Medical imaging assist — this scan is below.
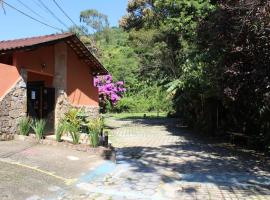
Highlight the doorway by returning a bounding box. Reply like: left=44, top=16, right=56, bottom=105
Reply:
left=27, top=81, right=55, bottom=119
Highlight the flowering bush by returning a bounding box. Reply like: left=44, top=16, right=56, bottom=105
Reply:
left=94, top=74, right=126, bottom=112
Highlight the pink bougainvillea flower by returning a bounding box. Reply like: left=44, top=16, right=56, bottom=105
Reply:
left=94, top=77, right=100, bottom=87
left=105, top=75, right=112, bottom=81
left=94, top=74, right=126, bottom=107
left=116, top=81, right=124, bottom=85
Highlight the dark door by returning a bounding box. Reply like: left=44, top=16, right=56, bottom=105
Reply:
left=27, top=82, right=43, bottom=119
left=42, top=87, right=55, bottom=118
left=27, top=82, right=55, bottom=119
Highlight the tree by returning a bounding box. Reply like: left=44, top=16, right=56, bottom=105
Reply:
left=79, top=9, right=111, bottom=45
left=69, top=25, right=101, bottom=58
left=120, top=0, right=156, bottom=30
left=197, top=0, right=270, bottom=142
left=96, top=28, right=140, bottom=91
left=120, top=0, right=214, bottom=83
left=80, top=9, right=109, bottom=33
left=119, top=0, right=215, bottom=121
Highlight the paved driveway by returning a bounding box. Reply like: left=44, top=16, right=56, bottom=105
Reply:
left=76, top=118, right=270, bottom=200
left=0, top=140, right=105, bottom=200
left=1, top=118, right=270, bottom=200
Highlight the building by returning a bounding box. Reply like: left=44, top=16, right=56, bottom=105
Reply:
left=0, top=32, right=107, bottom=139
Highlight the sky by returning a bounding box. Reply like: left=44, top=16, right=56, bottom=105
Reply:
left=0, top=0, right=128, bottom=40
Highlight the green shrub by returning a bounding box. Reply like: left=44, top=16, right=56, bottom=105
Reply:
left=113, top=97, right=137, bottom=112
left=90, top=132, right=99, bottom=147
left=112, top=84, right=172, bottom=114
left=62, top=108, right=82, bottom=144
left=18, top=117, right=32, bottom=136
left=88, top=117, right=104, bottom=147
left=55, top=120, right=67, bottom=142
left=114, top=95, right=171, bottom=113
left=64, top=108, right=83, bottom=128
left=68, top=125, right=80, bottom=144
left=31, top=119, right=46, bottom=140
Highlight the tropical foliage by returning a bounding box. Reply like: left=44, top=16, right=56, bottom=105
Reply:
left=59, top=108, right=84, bottom=144
left=72, top=0, right=270, bottom=150
left=55, top=119, right=66, bottom=142
left=88, top=117, right=104, bottom=147
left=196, top=0, right=270, bottom=148
left=31, top=119, right=46, bottom=141
left=18, top=117, right=32, bottom=136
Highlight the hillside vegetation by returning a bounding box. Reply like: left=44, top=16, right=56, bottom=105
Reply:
left=73, top=0, right=270, bottom=151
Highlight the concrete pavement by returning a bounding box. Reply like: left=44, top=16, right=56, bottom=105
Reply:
left=74, top=117, right=270, bottom=200
left=0, top=140, right=106, bottom=200
left=1, top=118, right=270, bottom=200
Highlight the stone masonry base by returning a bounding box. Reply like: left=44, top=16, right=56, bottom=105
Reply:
left=0, top=78, right=27, bottom=140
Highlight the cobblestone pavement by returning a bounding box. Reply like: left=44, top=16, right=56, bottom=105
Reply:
left=66, top=118, right=270, bottom=200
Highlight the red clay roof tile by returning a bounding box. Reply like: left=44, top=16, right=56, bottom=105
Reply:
left=0, top=32, right=73, bottom=51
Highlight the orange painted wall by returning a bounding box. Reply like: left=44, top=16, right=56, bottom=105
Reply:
left=1, top=43, right=99, bottom=106
left=14, top=45, right=55, bottom=76
left=27, top=72, right=53, bottom=87
left=0, top=63, right=20, bottom=98
left=66, top=46, right=99, bottom=106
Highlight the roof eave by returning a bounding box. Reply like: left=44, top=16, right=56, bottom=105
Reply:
left=0, top=33, right=109, bottom=75
left=67, top=35, right=109, bottom=75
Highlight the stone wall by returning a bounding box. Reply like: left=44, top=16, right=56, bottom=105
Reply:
left=0, top=78, right=27, bottom=140
left=55, top=92, right=99, bottom=125
left=79, top=105, right=99, bottom=120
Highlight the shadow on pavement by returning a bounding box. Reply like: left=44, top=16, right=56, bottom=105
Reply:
left=115, top=118, right=270, bottom=196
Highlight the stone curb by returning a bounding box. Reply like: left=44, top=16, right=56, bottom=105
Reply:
left=0, top=133, right=14, bottom=141
left=14, top=134, right=115, bottom=160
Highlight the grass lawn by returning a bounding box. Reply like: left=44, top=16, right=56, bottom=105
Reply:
left=105, top=112, right=167, bottom=119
